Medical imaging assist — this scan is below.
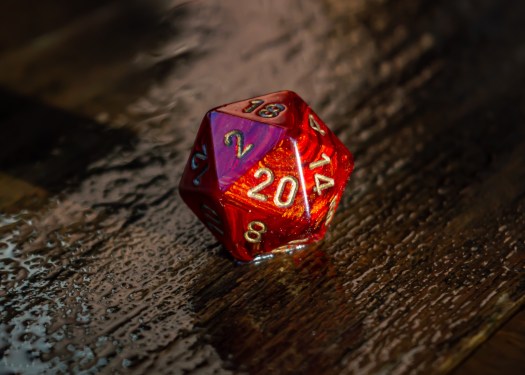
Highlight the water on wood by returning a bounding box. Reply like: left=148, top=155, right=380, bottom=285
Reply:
left=1, top=1, right=524, bottom=374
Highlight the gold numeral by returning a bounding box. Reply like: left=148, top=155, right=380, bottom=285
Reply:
left=309, top=152, right=334, bottom=195
left=191, top=144, right=208, bottom=186
left=258, top=103, right=286, bottom=118
left=273, top=176, right=299, bottom=208
left=247, top=168, right=274, bottom=201
left=244, top=221, right=267, bottom=243
left=313, top=174, right=335, bottom=195
left=309, top=153, right=330, bottom=170
left=309, top=114, right=326, bottom=135
left=325, top=196, right=337, bottom=225
left=247, top=167, right=298, bottom=208
left=243, top=99, right=264, bottom=113
left=224, top=130, right=254, bottom=159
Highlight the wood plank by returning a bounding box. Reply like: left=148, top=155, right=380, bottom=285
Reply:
left=0, top=0, right=110, bottom=52
left=0, top=173, right=47, bottom=209
left=0, top=89, right=135, bottom=195
left=453, top=308, right=525, bottom=375
left=0, top=0, right=524, bottom=374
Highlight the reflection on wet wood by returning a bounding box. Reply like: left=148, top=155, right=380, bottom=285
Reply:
left=0, top=89, right=135, bottom=195
left=0, top=0, right=524, bottom=374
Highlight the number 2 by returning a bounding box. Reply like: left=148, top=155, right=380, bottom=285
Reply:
left=247, top=168, right=274, bottom=201
left=224, top=130, right=254, bottom=159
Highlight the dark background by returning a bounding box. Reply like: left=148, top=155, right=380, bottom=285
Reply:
left=0, top=0, right=524, bottom=374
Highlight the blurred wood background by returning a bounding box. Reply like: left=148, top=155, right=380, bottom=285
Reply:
left=0, top=0, right=524, bottom=374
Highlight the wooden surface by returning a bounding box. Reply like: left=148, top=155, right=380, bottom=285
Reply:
left=1, top=0, right=524, bottom=374
left=453, top=307, right=525, bottom=375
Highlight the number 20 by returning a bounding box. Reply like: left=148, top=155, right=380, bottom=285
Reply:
left=247, top=168, right=298, bottom=208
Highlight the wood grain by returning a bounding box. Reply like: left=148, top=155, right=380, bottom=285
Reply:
left=0, top=0, right=524, bottom=374
left=453, top=308, right=525, bottom=375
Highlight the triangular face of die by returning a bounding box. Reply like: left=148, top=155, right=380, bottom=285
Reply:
left=214, top=90, right=308, bottom=129
left=209, top=111, right=286, bottom=191
left=179, top=114, right=220, bottom=195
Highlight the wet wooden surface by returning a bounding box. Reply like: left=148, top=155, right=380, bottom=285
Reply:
left=0, top=0, right=524, bottom=374
left=453, top=307, right=525, bottom=375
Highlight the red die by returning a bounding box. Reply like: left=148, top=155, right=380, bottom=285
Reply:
left=179, top=91, right=354, bottom=262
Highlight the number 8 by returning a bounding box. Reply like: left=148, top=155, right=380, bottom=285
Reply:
left=258, top=103, right=286, bottom=118
left=244, top=221, right=267, bottom=243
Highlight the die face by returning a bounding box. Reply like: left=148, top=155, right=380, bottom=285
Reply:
left=208, top=111, right=287, bottom=191
left=293, top=108, right=354, bottom=232
left=215, top=90, right=307, bottom=128
left=180, top=188, right=230, bottom=245
left=223, top=136, right=309, bottom=221
left=179, top=115, right=219, bottom=195
left=221, top=124, right=353, bottom=260
left=222, top=201, right=312, bottom=261
left=179, top=91, right=354, bottom=262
